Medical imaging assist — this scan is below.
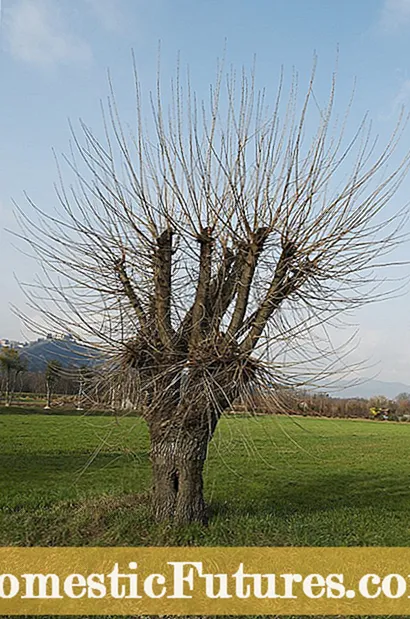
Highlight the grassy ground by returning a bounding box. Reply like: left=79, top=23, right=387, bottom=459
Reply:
left=1, top=413, right=410, bottom=618
left=0, top=405, right=116, bottom=416
left=1, top=412, right=410, bottom=546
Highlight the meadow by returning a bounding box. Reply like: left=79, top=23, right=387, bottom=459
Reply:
left=1, top=411, right=410, bottom=547
left=1, top=411, right=410, bottom=618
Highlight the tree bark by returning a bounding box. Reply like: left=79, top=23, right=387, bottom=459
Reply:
left=151, top=449, right=179, bottom=522
left=175, top=455, right=207, bottom=525
left=147, top=364, right=240, bottom=525
left=149, top=429, right=210, bottom=525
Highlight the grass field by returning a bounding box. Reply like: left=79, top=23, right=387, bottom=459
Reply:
left=1, top=412, right=410, bottom=619
left=2, top=411, right=410, bottom=548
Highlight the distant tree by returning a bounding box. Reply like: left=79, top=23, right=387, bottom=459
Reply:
left=369, top=395, right=390, bottom=409
left=20, top=371, right=47, bottom=395
left=44, top=360, right=62, bottom=409
left=75, top=365, right=93, bottom=410
left=0, top=347, right=26, bottom=406
left=396, top=392, right=410, bottom=416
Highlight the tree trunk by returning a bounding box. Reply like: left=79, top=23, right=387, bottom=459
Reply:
left=150, top=430, right=210, bottom=525
left=5, top=373, right=10, bottom=407
left=175, top=455, right=207, bottom=525
left=146, top=361, right=240, bottom=525
left=45, top=383, right=51, bottom=409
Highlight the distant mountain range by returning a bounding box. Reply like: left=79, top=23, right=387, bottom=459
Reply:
left=19, top=338, right=101, bottom=372
left=332, top=379, right=410, bottom=400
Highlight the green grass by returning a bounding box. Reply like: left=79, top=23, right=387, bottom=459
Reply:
left=1, top=413, right=410, bottom=547
left=1, top=413, right=410, bottom=618
left=0, top=405, right=119, bottom=416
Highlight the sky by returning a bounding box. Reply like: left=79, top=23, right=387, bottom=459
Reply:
left=1, top=0, right=410, bottom=383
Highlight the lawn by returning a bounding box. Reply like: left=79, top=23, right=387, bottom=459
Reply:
left=1, top=412, right=410, bottom=619
left=1, top=412, right=410, bottom=548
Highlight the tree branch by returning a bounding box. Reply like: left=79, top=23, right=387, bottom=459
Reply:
left=114, top=250, right=147, bottom=329
left=154, top=229, right=174, bottom=347
left=189, top=227, right=214, bottom=350
left=225, top=227, right=269, bottom=340
left=241, top=240, right=303, bottom=351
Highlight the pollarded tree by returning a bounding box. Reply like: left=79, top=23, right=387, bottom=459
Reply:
left=16, top=59, right=410, bottom=524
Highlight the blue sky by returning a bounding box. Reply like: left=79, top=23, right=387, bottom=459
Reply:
left=1, top=0, right=410, bottom=383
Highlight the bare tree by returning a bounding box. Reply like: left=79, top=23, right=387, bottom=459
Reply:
left=15, top=59, right=410, bottom=523
left=44, top=359, right=63, bottom=409
left=0, top=347, right=26, bottom=407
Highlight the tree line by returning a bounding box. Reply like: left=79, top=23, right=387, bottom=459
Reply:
left=2, top=343, right=409, bottom=424
left=0, top=346, right=87, bottom=407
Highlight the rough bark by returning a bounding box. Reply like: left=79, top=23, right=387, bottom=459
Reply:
left=177, top=244, right=240, bottom=344
left=154, top=229, right=174, bottom=348
left=150, top=429, right=209, bottom=525
left=225, top=227, right=269, bottom=339
left=189, top=228, right=214, bottom=351
left=146, top=357, right=247, bottom=525
left=151, top=447, right=179, bottom=522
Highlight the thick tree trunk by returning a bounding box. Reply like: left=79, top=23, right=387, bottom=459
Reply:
left=151, top=450, right=179, bottom=522
left=150, top=431, right=209, bottom=525
left=175, top=455, right=207, bottom=525
left=146, top=360, right=241, bottom=525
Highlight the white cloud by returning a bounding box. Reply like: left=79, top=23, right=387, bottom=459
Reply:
left=380, top=0, right=410, bottom=31
left=3, top=0, right=92, bottom=68
left=83, top=0, right=124, bottom=32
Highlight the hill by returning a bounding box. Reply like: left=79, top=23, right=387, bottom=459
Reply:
left=20, top=338, right=101, bottom=372
left=333, top=378, right=410, bottom=400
